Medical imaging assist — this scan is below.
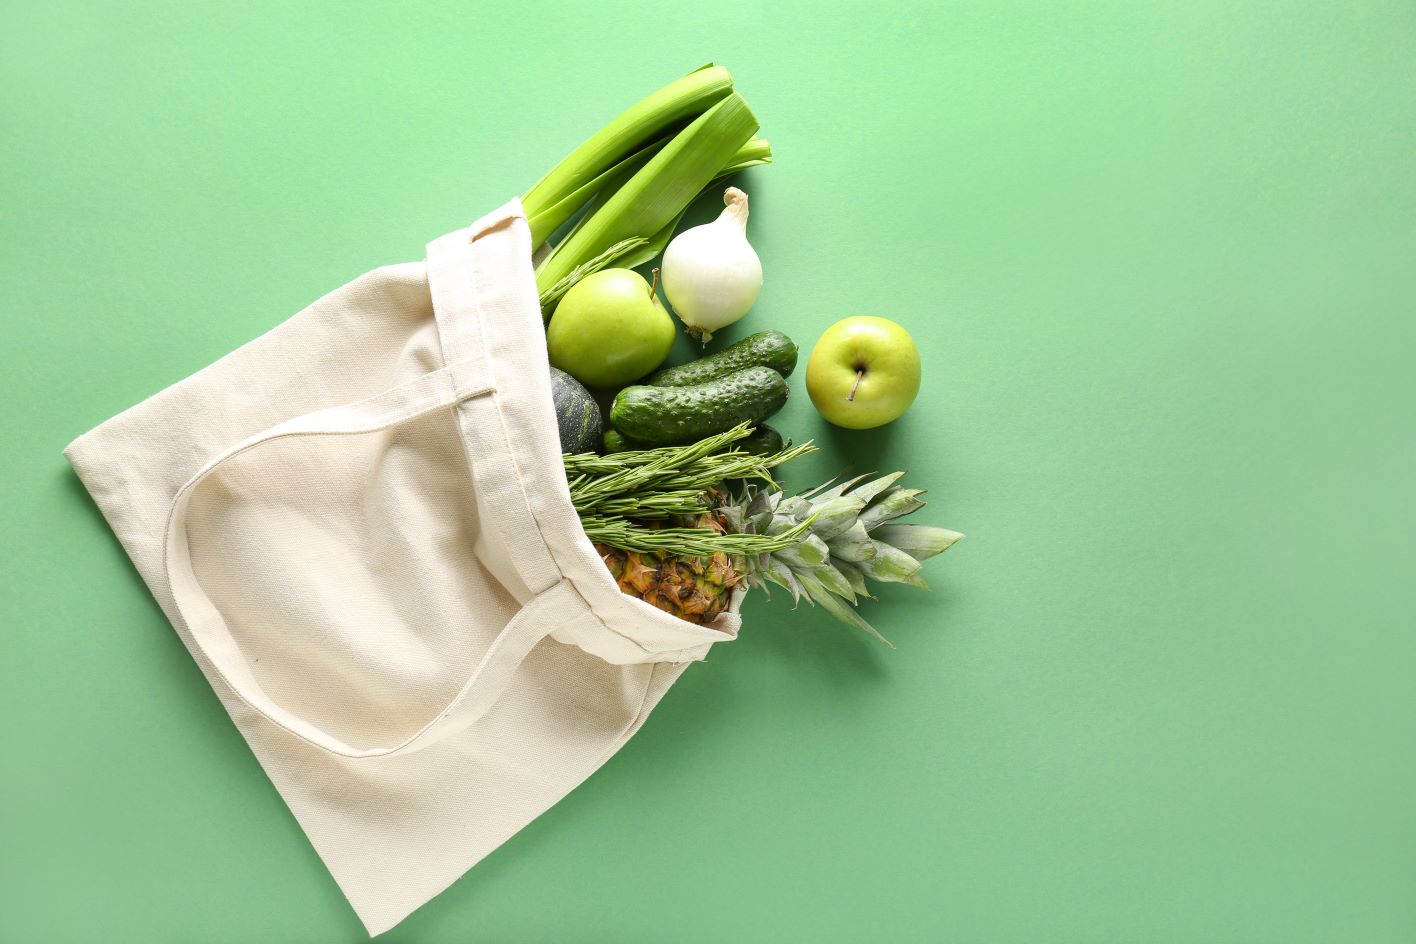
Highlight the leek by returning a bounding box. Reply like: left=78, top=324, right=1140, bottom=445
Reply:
left=616, top=138, right=771, bottom=271
left=534, top=136, right=772, bottom=291
left=525, top=135, right=668, bottom=250
left=534, top=92, right=759, bottom=305
left=522, top=65, right=733, bottom=247
left=719, top=136, right=773, bottom=177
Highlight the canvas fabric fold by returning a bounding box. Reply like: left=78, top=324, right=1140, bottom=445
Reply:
left=64, top=199, right=739, bottom=936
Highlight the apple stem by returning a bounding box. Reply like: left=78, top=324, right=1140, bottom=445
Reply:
left=649, top=267, right=660, bottom=297
left=848, top=368, right=865, bottom=401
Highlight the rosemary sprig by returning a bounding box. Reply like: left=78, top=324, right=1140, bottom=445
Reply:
left=564, top=423, right=817, bottom=555
left=567, top=424, right=815, bottom=512
left=537, top=236, right=648, bottom=312
left=583, top=489, right=709, bottom=520
left=563, top=423, right=758, bottom=476
left=579, top=515, right=814, bottom=556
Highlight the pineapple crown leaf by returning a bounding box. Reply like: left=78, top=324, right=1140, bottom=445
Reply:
left=855, top=541, right=924, bottom=584
left=798, top=474, right=859, bottom=502
left=872, top=524, right=965, bottom=561
left=569, top=427, right=960, bottom=646
left=834, top=560, right=876, bottom=600
left=805, top=496, right=869, bottom=540
left=859, top=488, right=928, bottom=531
left=826, top=522, right=876, bottom=562
left=795, top=570, right=895, bottom=649
left=845, top=471, right=906, bottom=505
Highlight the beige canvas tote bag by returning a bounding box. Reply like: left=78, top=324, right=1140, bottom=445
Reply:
left=64, top=199, right=741, bottom=936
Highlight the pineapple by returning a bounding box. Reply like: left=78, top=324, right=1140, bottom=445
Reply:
left=595, top=512, right=742, bottom=624
left=596, top=474, right=963, bottom=645
left=716, top=473, right=963, bottom=646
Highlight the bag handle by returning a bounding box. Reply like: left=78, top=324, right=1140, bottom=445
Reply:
left=162, top=357, right=587, bottom=758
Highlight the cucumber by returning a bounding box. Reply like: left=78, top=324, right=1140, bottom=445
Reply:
left=646, top=330, right=798, bottom=387
left=724, top=425, right=786, bottom=489
left=611, top=366, right=789, bottom=446
left=602, top=428, right=640, bottom=453
left=736, top=424, right=785, bottom=457
left=606, top=425, right=772, bottom=455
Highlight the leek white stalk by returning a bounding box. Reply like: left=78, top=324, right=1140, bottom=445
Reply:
left=661, top=187, right=763, bottom=342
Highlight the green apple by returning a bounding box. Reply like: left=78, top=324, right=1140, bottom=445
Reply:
left=547, top=268, right=675, bottom=388
left=805, top=316, right=921, bottom=429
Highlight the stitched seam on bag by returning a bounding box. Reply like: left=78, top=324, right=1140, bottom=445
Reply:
left=464, top=230, right=560, bottom=593
left=465, top=224, right=707, bottom=654
left=462, top=217, right=726, bottom=659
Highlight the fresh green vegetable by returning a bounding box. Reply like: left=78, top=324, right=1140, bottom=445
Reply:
left=567, top=424, right=813, bottom=517
left=661, top=187, right=762, bottom=341
left=569, top=423, right=815, bottom=555
left=602, top=428, right=635, bottom=453
left=611, top=365, right=788, bottom=446
left=737, top=424, right=784, bottom=457
left=563, top=425, right=965, bottom=642
left=523, top=66, right=734, bottom=248
left=646, top=330, right=798, bottom=386
left=717, top=474, right=962, bottom=645
left=533, top=91, right=761, bottom=309
left=605, top=421, right=776, bottom=457
left=522, top=66, right=772, bottom=315
left=547, top=269, right=674, bottom=387
left=610, top=136, right=771, bottom=272
left=550, top=367, right=602, bottom=454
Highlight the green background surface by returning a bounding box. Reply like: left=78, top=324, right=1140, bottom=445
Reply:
left=4, top=2, right=1415, bottom=941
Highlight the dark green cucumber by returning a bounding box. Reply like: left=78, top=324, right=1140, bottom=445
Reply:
left=602, top=428, right=640, bottom=453
left=724, top=425, right=787, bottom=489
left=646, top=330, right=798, bottom=387
left=736, top=424, right=785, bottom=457
left=607, top=422, right=776, bottom=455
left=611, top=366, right=789, bottom=446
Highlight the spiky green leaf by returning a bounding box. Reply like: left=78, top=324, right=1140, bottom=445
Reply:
left=853, top=541, right=924, bottom=583
left=748, top=510, right=776, bottom=532
left=834, top=560, right=872, bottom=599
left=859, top=488, right=927, bottom=530
left=776, top=532, right=831, bottom=568
left=872, top=524, right=965, bottom=561
left=805, top=496, right=867, bottom=540
left=796, top=571, right=895, bottom=648
left=845, top=471, right=905, bottom=505
left=778, top=495, right=813, bottom=521
left=826, top=521, right=877, bottom=562
left=792, top=559, right=856, bottom=601
left=801, top=473, right=869, bottom=503
left=745, top=488, right=774, bottom=517
left=758, top=555, right=803, bottom=603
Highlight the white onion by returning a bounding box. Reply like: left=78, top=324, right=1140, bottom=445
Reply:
left=661, top=186, right=763, bottom=342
